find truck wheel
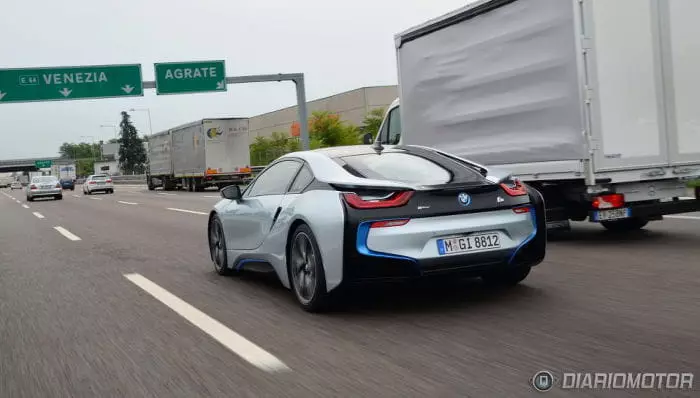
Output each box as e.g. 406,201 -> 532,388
601,218 -> 648,232
482,265 -> 532,287
188,178 -> 195,192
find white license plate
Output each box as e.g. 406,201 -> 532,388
41,185 -> 52,189
437,233 -> 502,255
97,182 -> 105,185
594,208 -> 631,221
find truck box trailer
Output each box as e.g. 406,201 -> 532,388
51,163 -> 76,181
376,0 -> 700,231
146,118 -> 252,191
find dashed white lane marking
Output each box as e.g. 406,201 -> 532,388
53,226 -> 81,241
666,215 -> 700,221
204,195 -> 220,198
33,212 -> 44,219
158,192 -> 177,196
118,201 -> 138,205
123,273 -> 289,373
89,197 -> 103,200
22,204 -> 29,209
72,195 -> 81,198
166,207 -> 207,215
16,200 -> 21,204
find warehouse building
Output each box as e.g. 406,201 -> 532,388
248,85 -> 398,140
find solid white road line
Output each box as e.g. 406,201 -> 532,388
666,215 -> 700,221
89,197 -> 103,201
204,195 -> 220,198
167,207 -> 208,215
22,204 -> 29,209
118,201 -> 138,205
53,226 -> 81,241
123,273 -> 289,373
158,192 -> 177,196
33,212 -> 45,219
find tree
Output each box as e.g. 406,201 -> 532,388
359,107 -> 385,137
308,111 -> 361,147
118,111 -> 147,174
58,142 -> 102,176
249,132 -> 300,166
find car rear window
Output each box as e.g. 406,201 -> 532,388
338,153 -> 453,185
93,175 -> 108,180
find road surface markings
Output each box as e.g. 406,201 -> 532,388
89,197 -> 103,201
22,204 -> 29,209
72,195 -> 81,198
33,212 -> 45,219
123,273 -> 290,373
158,192 -> 177,196
53,226 -> 81,241
666,215 -> 700,221
118,201 -> 138,205
204,195 -> 220,198
167,207 -> 208,215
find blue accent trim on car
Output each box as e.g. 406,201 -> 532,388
356,220 -> 418,263
234,258 -> 263,270
437,239 -> 446,255
508,207 -> 537,265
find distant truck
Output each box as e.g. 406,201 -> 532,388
376,0 -> 700,232
0,176 -> 13,188
51,163 -> 77,181
146,118 -> 252,191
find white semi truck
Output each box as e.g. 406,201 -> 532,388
376,0 -> 700,231
146,118 -> 252,191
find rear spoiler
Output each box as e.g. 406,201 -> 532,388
408,145 -> 512,183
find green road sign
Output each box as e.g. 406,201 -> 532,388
154,60 -> 226,95
35,160 -> 52,168
0,64 -> 143,103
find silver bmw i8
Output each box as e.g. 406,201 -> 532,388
208,144 -> 546,312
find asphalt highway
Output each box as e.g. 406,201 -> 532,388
1,185 -> 698,397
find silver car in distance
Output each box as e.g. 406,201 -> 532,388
208,145 -> 547,312
26,176 -> 63,201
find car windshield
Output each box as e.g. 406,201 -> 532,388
32,176 -> 57,184
337,152 -> 453,185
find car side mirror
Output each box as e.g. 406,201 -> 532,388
221,185 -> 242,201
362,133 -> 374,145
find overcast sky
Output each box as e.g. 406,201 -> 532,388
0,0 -> 471,159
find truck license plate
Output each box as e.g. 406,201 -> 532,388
594,208 -> 631,221
437,233 -> 501,255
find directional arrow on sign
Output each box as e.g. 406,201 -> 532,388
0,91 -> 6,101
59,88 -> 72,97
121,84 -> 134,94
216,80 -> 225,90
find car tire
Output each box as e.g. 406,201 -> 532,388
601,218 -> 648,232
482,265 -> 532,287
26,196 -> 32,202
56,195 -> 63,200
288,224 -> 330,313
209,215 -> 232,276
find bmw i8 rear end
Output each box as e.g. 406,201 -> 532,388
209,144 -> 546,312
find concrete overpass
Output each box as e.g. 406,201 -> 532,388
0,157 -> 65,173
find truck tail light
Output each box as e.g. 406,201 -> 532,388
342,191 -> 414,209
500,179 -> 527,196
592,194 -> 624,209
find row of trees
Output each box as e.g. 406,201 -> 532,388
250,108 -> 384,166
58,107 -> 386,174
58,111 -> 147,176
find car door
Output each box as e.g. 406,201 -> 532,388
221,160 -> 302,250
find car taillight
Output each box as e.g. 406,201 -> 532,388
55,183 -> 61,188
30,184 -> 37,190
106,179 -> 112,183
512,206 -> 531,214
500,179 -> 527,196
370,219 -> 410,228
89,181 -> 96,185
342,191 -> 414,209
592,194 -> 624,209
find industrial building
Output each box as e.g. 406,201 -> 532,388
247,85 -> 397,140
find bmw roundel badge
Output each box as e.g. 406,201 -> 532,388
457,192 -> 471,206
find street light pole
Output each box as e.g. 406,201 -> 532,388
129,108 -> 153,136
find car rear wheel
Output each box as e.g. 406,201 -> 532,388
601,217 -> 648,232
288,224 -> 330,312
26,196 -> 32,202
482,265 -> 532,287
55,195 -> 63,200
209,215 -> 231,276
